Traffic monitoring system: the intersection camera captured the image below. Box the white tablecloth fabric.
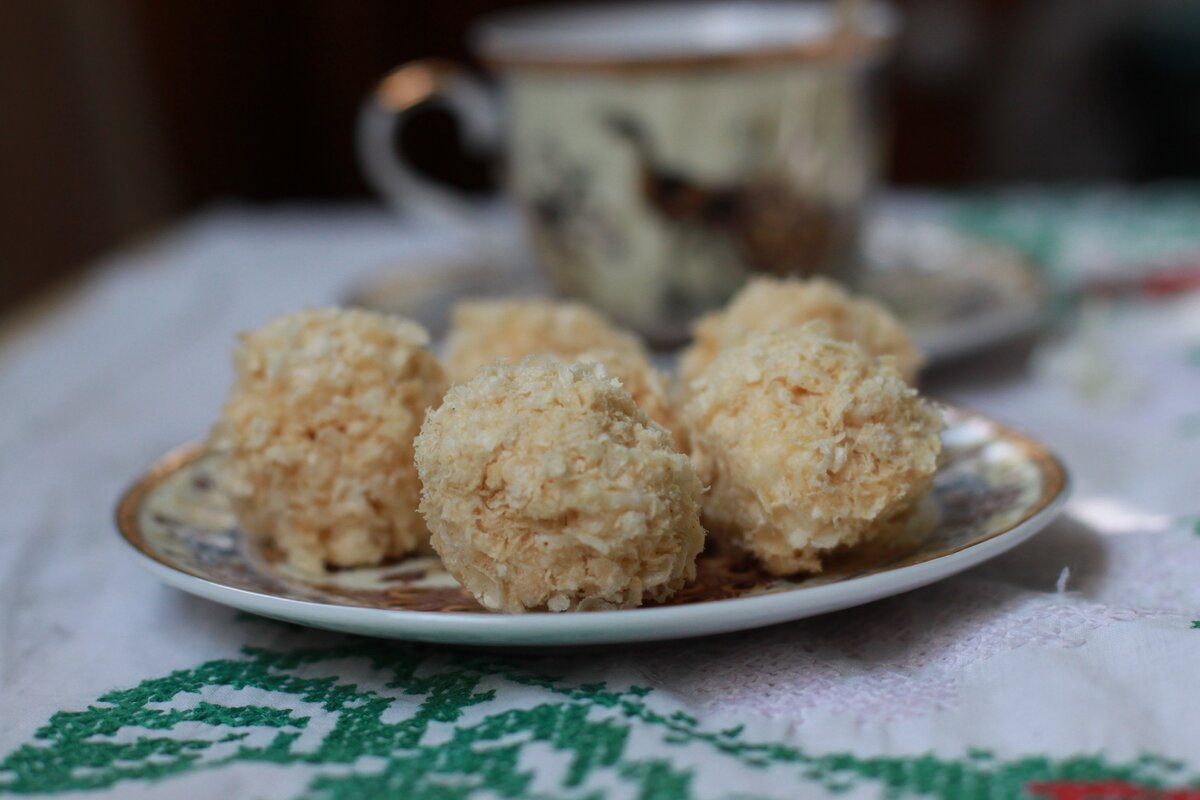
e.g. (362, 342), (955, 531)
(2, 201), (1199, 800)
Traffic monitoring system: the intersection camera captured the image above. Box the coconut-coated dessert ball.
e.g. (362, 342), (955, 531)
(443, 298), (644, 383)
(444, 297), (686, 451)
(682, 325), (942, 575)
(210, 308), (446, 572)
(574, 347), (688, 453)
(414, 356), (704, 612)
(680, 277), (923, 390)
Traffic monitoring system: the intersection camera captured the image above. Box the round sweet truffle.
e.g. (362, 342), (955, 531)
(210, 308), (446, 572)
(682, 325), (943, 575)
(414, 356), (704, 612)
(575, 347), (688, 453)
(443, 298), (645, 383)
(680, 277), (923, 390)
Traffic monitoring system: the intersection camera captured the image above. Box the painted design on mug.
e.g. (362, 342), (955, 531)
(603, 112), (840, 279)
(524, 141), (628, 296)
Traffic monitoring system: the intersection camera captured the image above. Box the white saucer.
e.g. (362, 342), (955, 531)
(348, 215), (1047, 367)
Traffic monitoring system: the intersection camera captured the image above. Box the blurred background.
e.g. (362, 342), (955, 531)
(3, 0), (1200, 317)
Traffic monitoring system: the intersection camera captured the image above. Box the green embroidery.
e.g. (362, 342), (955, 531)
(1, 643), (1196, 799)
(618, 761), (693, 800)
(1172, 515), (1200, 536)
(1191, 621), (1200, 630)
(950, 189), (1200, 286)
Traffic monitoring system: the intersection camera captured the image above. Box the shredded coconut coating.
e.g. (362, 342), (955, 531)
(414, 357), (704, 612)
(682, 326), (943, 575)
(680, 277), (923, 389)
(443, 297), (685, 450)
(443, 298), (645, 383)
(210, 308), (446, 572)
(575, 348), (688, 453)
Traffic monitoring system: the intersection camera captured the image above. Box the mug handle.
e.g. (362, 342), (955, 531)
(356, 59), (502, 226)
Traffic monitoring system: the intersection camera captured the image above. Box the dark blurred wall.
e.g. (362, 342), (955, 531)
(2, 0), (1198, 315)
(127, 0), (508, 204)
(0, 2), (176, 311)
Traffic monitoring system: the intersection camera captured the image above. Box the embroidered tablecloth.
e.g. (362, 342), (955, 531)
(2, 193), (1200, 800)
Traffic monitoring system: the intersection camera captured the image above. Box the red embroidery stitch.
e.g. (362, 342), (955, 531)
(1028, 780), (1200, 800)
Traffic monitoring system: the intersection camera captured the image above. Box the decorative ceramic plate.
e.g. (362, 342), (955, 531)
(116, 406), (1068, 647)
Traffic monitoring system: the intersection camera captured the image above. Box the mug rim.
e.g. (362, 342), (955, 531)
(472, 0), (898, 73)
